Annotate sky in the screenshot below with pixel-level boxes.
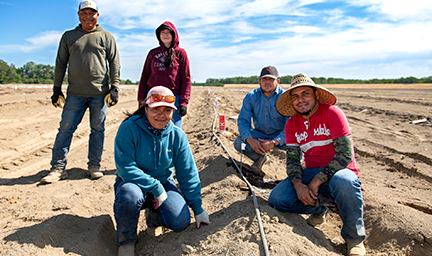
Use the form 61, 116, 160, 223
1, 0, 431, 83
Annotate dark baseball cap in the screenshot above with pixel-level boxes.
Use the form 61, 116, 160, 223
259, 66, 279, 79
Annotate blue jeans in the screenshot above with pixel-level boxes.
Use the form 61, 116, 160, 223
172, 94, 183, 129
268, 168, 366, 244
51, 95, 107, 170
113, 178, 191, 246
233, 130, 285, 161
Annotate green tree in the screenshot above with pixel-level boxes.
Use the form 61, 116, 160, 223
16, 61, 55, 84
0, 59, 21, 84
120, 79, 137, 85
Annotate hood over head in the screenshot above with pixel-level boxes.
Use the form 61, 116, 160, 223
156, 21, 179, 48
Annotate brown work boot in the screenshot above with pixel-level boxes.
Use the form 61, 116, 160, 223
41, 169, 67, 183
251, 154, 269, 170
347, 241, 366, 256
306, 213, 326, 226
88, 166, 103, 179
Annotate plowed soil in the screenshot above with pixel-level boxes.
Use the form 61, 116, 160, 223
0, 84, 431, 256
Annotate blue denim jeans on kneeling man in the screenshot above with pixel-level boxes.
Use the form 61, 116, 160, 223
268, 168, 366, 244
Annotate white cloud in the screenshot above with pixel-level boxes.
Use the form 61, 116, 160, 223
4, 0, 431, 82
182, 12, 432, 81
105, 0, 432, 81
24, 31, 63, 50
0, 31, 62, 53
97, 0, 239, 30
348, 0, 432, 19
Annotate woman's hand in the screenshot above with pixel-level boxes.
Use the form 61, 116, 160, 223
195, 211, 210, 228
152, 190, 167, 209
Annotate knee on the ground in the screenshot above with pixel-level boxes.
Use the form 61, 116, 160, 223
164, 208, 191, 231
233, 136, 243, 152
268, 190, 295, 211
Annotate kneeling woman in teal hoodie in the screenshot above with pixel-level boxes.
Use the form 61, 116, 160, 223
113, 86, 210, 255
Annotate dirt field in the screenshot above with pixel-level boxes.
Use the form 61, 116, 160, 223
0, 84, 431, 256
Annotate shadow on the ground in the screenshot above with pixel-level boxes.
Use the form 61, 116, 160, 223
0, 168, 116, 186
4, 213, 117, 255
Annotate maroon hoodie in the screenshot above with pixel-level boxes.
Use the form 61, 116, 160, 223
137, 21, 191, 108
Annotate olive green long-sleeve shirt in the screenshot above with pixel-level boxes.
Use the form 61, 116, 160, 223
54, 24, 120, 96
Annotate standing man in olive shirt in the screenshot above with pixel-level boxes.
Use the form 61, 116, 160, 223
41, 0, 121, 183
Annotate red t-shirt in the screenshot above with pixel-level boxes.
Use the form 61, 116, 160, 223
285, 104, 359, 177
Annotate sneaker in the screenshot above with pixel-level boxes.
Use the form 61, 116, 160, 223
251, 154, 269, 170
41, 169, 67, 183
118, 244, 135, 256
347, 241, 366, 256
88, 166, 103, 179
306, 213, 326, 226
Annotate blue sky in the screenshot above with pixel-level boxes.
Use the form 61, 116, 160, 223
1, 0, 431, 83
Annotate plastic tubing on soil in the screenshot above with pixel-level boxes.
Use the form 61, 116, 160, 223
211, 98, 270, 256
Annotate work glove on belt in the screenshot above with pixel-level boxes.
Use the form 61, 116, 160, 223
51, 86, 65, 108
104, 87, 119, 108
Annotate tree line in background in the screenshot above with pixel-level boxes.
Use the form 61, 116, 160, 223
0, 59, 62, 84
203, 74, 432, 86
0, 59, 134, 85
1, 59, 432, 86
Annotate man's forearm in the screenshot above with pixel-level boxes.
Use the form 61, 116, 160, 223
315, 135, 353, 182
286, 145, 303, 181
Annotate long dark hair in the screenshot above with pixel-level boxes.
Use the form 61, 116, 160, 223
122, 105, 146, 123
164, 45, 175, 68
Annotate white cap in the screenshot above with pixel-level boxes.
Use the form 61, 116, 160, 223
78, 1, 98, 12
145, 86, 177, 110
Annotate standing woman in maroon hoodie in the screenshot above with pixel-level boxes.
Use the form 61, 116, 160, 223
137, 21, 191, 129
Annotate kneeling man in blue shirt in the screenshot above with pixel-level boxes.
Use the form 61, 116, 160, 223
234, 66, 289, 170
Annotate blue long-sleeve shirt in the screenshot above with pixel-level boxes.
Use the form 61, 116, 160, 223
237, 86, 289, 145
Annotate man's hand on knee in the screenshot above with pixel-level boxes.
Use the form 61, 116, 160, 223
246, 137, 266, 155
258, 139, 275, 152
307, 177, 324, 196
293, 179, 316, 206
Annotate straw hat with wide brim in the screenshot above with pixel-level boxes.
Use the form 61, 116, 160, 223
276, 73, 337, 117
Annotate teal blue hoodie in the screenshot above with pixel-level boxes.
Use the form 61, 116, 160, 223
114, 115, 203, 215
